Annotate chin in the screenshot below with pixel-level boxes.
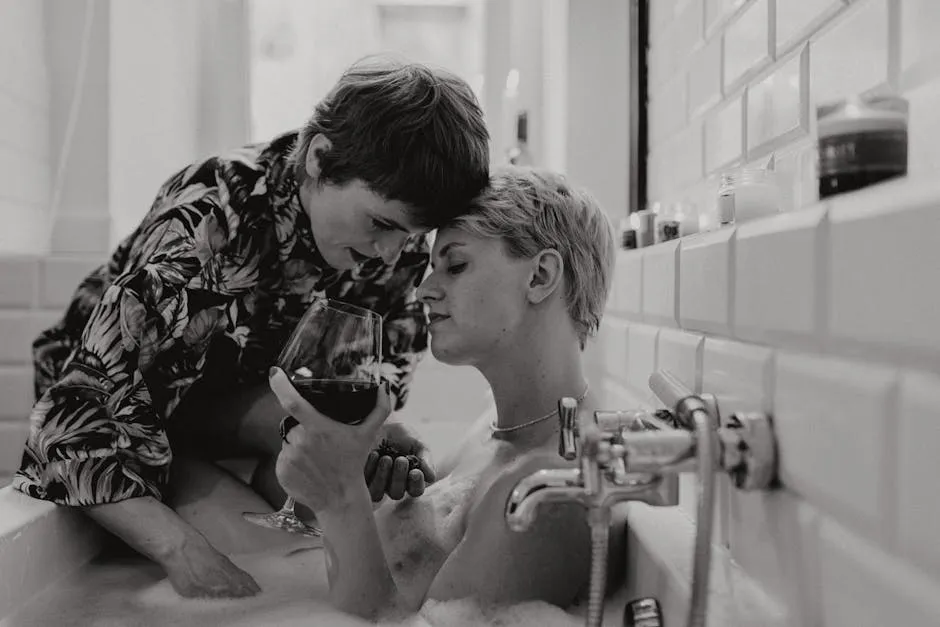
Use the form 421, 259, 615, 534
429, 338, 471, 366
320, 246, 355, 271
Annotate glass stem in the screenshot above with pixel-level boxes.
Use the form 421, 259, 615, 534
281, 496, 297, 514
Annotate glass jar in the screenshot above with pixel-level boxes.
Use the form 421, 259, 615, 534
816, 94, 908, 199
654, 202, 681, 243
618, 217, 637, 250
717, 167, 779, 225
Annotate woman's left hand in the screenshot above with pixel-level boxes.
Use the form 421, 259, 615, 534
269, 367, 392, 512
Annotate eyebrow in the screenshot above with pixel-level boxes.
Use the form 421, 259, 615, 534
375, 216, 410, 233
430, 242, 465, 268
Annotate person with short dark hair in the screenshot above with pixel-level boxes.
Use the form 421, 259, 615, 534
13, 55, 490, 599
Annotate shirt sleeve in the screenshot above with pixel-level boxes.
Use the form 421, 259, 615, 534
379, 244, 431, 411
13, 194, 243, 506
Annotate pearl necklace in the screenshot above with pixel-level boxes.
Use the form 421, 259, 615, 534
490, 384, 590, 434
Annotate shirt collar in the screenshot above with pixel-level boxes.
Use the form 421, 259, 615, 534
260, 131, 339, 290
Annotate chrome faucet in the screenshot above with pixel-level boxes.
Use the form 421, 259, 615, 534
504, 370, 779, 627
505, 400, 680, 627
506, 403, 680, 532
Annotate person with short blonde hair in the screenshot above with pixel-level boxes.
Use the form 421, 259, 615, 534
271, 165, 617, 620
452, 166, 616, 348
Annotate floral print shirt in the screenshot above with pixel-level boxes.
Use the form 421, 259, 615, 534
13, 132, 431, 507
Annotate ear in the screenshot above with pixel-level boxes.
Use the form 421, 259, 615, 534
304, 134, 332, 180
525, 249, 564, 305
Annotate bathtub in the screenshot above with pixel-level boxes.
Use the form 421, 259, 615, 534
0, 480, 779, 627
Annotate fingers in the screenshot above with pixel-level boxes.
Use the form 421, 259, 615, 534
406, 468, 426, 498
239, 572, 262, 596
361, 381, 395, 431
279, 415, 300, 443
415, 455, 437, 485
363, 450, 379, 482
368, 455, 392, 502
284, 421, 306, 446
387, 456, 410, 500
269, 368, 325, 428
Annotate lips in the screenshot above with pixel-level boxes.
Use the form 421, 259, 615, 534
428, 313, 450, 325
347, 248, 373, 263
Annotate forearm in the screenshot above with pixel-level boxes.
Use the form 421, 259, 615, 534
317, 483, 406, 620
83, 496, 208, 567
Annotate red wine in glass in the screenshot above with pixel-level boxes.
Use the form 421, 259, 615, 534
288, 376, 379, 425
243, 298, 383, 537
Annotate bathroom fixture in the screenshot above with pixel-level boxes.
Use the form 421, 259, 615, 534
624, 597, 663, 626
506, 404, 679, 627
505, 369, 779, 627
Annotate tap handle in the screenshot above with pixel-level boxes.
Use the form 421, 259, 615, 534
558, 397, 579, 460
649, 369, 689, 409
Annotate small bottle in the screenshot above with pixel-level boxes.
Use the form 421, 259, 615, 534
816, 94, 908, 199
631, 209, 656, 247
716, 173, 736, 225
506, 111, 534, 166
618, 218, 637, 250
654, 203, 681, 243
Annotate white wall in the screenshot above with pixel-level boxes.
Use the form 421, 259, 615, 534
0, 0, 251, 483
108, 0, 200, 244
601, 1, 940, 625
0, 0, 51, 254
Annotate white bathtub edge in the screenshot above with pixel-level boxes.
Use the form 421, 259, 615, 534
0, 486, 104, 622
623, 501, 787, 627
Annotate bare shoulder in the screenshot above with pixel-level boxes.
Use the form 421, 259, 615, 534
427, 444, 590, 607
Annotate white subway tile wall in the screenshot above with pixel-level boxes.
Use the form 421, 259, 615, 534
0, 4, 106, 486
0, 2, 45, 486
0, 1, 50, 256
603, 0, 940, 623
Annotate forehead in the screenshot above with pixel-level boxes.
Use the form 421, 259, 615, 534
431, 227, 498, 259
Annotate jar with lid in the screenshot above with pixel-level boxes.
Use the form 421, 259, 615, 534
716, 167, 779, 225
654, 202, 681, 243
618, 217, 637, 249
816, 94, 908, 199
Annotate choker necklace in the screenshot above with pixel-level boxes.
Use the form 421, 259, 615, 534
490, 384, 590, 434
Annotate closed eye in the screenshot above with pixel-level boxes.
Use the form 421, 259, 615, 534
371, 218, 395, 231
447, 262, 467, 275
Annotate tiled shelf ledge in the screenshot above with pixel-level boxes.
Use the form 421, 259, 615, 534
611, 175, 940, 374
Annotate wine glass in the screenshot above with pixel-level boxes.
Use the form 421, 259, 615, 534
243, 298, 383, 537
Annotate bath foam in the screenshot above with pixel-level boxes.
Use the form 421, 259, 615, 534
4, 541, 583, 627
420, 599, 582, 627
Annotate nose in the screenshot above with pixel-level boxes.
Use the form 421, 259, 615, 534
416, 273, 441, 303
374, 232, 409, 265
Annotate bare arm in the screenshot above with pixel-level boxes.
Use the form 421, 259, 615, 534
84, 497, 259, 598
315, 482, 406, 620
84, 497, 199, 564
317, 450, 589, 620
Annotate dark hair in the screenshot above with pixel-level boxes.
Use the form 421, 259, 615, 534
290, 55, 490, 228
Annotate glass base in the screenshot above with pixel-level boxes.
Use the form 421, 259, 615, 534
242, 510, 322, 538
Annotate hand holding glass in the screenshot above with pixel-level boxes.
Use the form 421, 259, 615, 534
242, 298, 383, 536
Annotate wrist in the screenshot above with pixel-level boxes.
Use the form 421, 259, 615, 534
152, 525, 211, 566
318, 481, 372, 521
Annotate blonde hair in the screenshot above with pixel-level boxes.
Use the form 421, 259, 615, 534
453, 166, 615, 348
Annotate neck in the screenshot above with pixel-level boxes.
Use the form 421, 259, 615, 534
478, 314, 588, 436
